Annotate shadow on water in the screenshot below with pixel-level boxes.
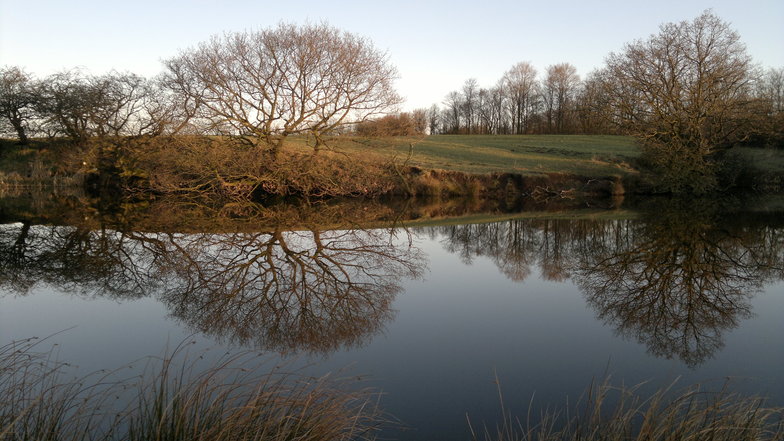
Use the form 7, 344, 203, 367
1, 193, 783, 365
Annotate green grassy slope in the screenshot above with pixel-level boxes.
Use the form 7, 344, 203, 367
307, 134, 641, 177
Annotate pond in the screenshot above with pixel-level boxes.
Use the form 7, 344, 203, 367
1, 193, 782, 440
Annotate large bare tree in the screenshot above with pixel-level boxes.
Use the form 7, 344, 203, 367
0, 66, 37, 144
602, 11, 755, 192
163, 22, 401, 157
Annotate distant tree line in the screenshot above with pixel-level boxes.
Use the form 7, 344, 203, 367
421, 62, 782, 142
417, 13, 783, 154
354, 109, 428, 136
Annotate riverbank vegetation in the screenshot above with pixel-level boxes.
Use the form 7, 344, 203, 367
470, 379, 784, 441
2, 337, 781, 441
0, 338, 384, 441
3, 134, 782, 201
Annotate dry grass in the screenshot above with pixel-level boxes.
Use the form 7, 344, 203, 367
469, 377, 784, 441
121, 136, 400, 200
0, 337, 385, 441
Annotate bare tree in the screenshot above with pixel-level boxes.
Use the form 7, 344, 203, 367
502, 62, 539, 134
163, 22, 401, 157
477, 86, 507, 134
543, 63, 580, 134
0, 66, 37, 144
411, 108, 428, 134
602, 11, 755, 192
576, 69, 616, 134
35, 70, 100, 141
442, 91, 462, 133
760, 67, 784, 114
34, 70, 167, 142
355, 112, 423, 136
488, 86, 508, 134
755, 67, 784, 146
461, 78, 479, 133
427, 104, 440, 135
88, 72, 170, 137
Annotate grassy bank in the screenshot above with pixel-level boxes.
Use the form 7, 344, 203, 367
2, 135, 641, 178
2, 135, 783, 198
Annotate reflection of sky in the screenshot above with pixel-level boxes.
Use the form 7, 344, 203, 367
0, 229, 782, 441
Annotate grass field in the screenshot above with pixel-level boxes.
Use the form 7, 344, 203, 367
309, 134, 642, 177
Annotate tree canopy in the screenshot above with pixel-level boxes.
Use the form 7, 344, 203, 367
163, 22, 401, 156
601, 11, 756, 192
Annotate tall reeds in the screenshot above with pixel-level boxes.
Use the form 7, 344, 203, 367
3, 337, 783, 440
0, 338, 384, 441
469, 377, 784, 441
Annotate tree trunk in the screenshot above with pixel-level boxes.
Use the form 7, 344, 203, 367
10, 116, 28, 145
312, 132, 324, 155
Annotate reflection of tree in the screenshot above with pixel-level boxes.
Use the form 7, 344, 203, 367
575, 206, 783, 367
434, 219, 610, 282
0, 223, 155, 298
0, 221, 424, 354
145, 229, 424, 353
435, 205, 784, 367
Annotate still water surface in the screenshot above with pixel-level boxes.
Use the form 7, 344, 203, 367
1, 196, 782, 440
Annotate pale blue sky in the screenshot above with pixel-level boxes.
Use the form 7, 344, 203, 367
1, 0, 782, 110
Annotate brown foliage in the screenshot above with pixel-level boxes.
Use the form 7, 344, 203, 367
354, 112, 425, 137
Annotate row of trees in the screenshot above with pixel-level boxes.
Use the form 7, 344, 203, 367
0, 22, 401, 158
419, 13, 783, 154
425, 62, 586, 135
0, 68, 184, 144
424, 59, 782, 140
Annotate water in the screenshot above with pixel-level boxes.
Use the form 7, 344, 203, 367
1, 194, 782, 440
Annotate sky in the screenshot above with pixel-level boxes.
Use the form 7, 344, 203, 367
1, 0, 782, 111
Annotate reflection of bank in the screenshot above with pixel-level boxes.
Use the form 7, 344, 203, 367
435, 204, 784, 367
0, 223, 424, 354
